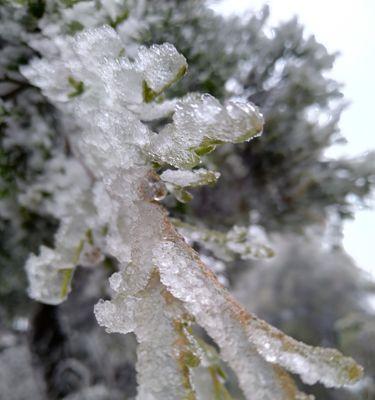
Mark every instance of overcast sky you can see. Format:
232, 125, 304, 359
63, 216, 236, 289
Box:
212, 0, 375, 276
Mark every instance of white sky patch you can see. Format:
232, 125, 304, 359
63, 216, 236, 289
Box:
211, 0, 375, 277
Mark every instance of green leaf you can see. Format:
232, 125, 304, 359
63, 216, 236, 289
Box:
209, 366, 234, 400
68, 76, 85, 98
66, 20, 84, 35
174, 187, 193, 203
183, 351, 201, 368
109, 9, 130, 28
142, 65, 187, 103
60, 268, 73, 298
73, 238, 84, 264
142, 80, 157, 103
194, 144, 216, 156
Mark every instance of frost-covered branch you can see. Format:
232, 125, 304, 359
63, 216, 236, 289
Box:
21, 25, 363, 399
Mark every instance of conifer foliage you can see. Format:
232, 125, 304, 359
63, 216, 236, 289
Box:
0, 1, 372, 399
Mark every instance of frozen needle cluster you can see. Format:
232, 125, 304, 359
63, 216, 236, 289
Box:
21, 26, 363, 399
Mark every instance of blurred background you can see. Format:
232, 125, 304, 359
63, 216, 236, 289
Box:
0, 0, 374, 399
212, 0, 375, 279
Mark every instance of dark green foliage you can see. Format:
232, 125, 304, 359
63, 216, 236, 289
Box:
27, 0, 46, 19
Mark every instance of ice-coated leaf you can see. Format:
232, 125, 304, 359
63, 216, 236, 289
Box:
94, 296, 139, 335
68, 24, 124, 65
135, 43, 187, 98
160, 168, 220, 188
160, 168, 220, 203
173, 219, 274, 262
226, 225, 275, 260
25, 246, 74, 305
147, 93, 264, 168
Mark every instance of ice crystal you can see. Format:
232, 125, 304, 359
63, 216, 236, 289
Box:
22, 25, 363, 399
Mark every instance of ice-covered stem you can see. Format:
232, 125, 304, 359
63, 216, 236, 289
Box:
94, 167, 302, 399
94, 167, 362, 398
157, 214, 363, 389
